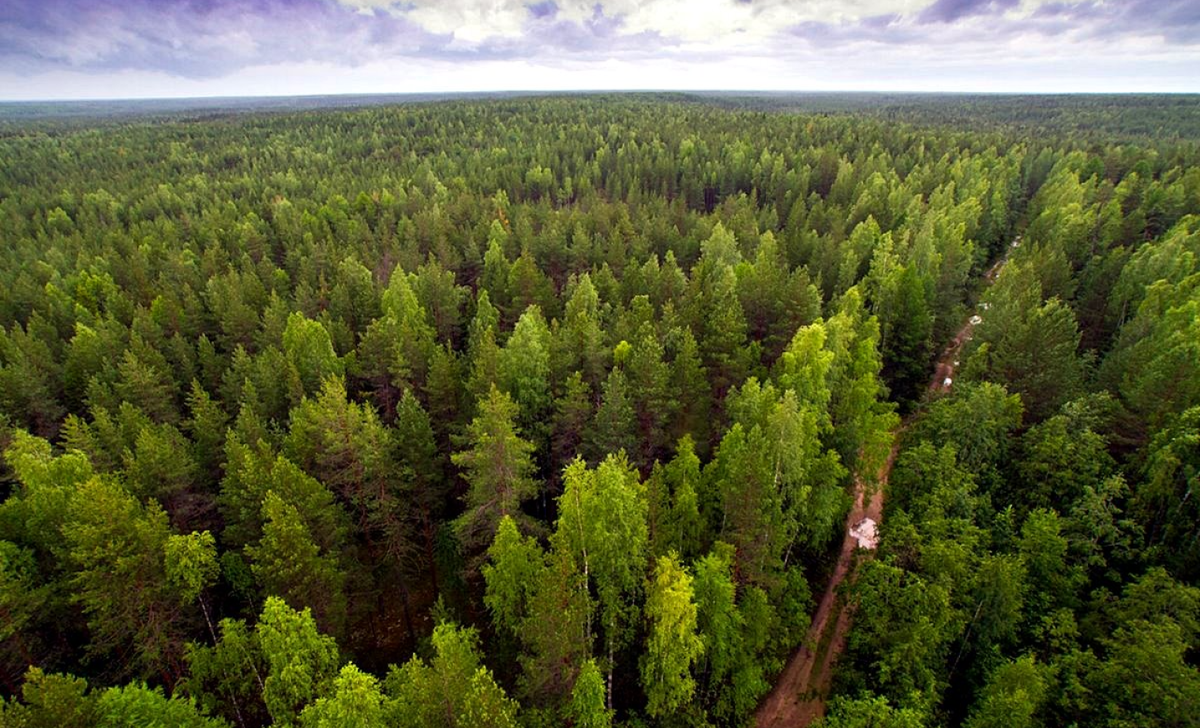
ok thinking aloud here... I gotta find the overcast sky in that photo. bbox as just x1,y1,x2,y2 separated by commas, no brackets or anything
1,0,1198,100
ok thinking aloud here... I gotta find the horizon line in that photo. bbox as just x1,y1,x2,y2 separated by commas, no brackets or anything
4,88,1200,104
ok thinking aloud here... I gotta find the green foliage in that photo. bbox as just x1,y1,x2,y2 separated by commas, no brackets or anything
555,454,649,672
385,622,519,728
0,95,1196,726
63,476,187,680
183,617,271,727
1,668,229,728
256,596,341,726
482,515,542,635
963,657,1047,728
164,530,219,605
878,264,934,409
497,305,552,447
908,382,1023,492
4,668,96,728
298,664,385,728
282,313,343,402
568,659,612,728
93,682,228,728
818,694,926,728
641,554,704,718
248,491,347,634
585,367,637,463
452,385,539,553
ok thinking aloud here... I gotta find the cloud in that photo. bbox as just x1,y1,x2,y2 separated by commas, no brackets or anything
1034,0,1200,44
0,0,450,77
0,0,1197,96
917,0,1018,24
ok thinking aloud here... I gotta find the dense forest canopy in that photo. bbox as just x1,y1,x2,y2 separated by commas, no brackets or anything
0,94,1198,728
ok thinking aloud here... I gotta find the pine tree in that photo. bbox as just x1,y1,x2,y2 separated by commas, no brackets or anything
452,386,539,554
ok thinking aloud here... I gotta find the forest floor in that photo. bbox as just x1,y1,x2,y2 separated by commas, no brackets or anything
754,242,1015,728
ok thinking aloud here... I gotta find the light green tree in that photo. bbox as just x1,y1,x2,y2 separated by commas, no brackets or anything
385,622,519,728
641,554,704,718
256,597,341,727
298,664,386,728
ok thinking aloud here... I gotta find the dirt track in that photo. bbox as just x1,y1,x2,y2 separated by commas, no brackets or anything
754,244,1014,728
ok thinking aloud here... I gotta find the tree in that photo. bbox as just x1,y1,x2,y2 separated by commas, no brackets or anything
567,660,611,728
183,617,270,728
1019,509,1084,624
847,561,956,712
355,266,436,410
964,657,1047,728
514,546,592,707
668,326,712,450
964,261,1085,423
111,350,179,425
584,366,636,464
647,436,703,559
482,516,542,636
183,381,229,488
497,305,552,451
123,421,201,522
385,622,519,728
298,664,386,728
551,371,592,481
1102,273,1200,437
554,455,649,705
248,492,347,635
256,597,341,727
93,682,228,728
2,667,95,728
452,386,539,554
1137,406,1200,578
1013,407,1115,513
693,262,752,401
394,389,448,585
626,324,675,467
63,476,188,683
717,379,847,581
285,377,414,567
218,439,349,557
818,694,926,728
641,554,704,719
282,313,342,403
909,382,1023,494
164,530,220,637
558,274,608,389
825,287,899,478
1070,620,1200,728
879,264,934,410
412,257,468,347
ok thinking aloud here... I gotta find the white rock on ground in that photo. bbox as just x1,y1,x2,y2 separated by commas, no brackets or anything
850,518,879,550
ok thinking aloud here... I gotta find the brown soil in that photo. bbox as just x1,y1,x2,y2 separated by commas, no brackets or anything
754,246,1012,728
752,445,894,728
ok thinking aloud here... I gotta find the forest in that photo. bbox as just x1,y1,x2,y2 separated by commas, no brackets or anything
0,93,1197,727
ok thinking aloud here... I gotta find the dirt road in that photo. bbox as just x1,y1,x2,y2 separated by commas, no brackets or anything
754,243,1014,728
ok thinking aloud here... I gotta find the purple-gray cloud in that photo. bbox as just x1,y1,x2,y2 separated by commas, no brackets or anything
0,0,1197,89
475,4,671,60
527,1,558,20
918,0,1019,24
0,0,673,78
0,0,447,77
1035,0,1200,44
789,0,1200,48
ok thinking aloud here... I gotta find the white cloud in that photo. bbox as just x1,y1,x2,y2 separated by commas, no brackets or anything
1,0,1198,98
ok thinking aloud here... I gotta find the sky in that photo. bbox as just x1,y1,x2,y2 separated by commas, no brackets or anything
1,0,1198,100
